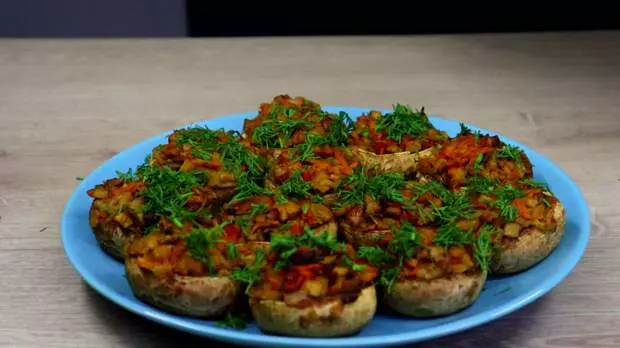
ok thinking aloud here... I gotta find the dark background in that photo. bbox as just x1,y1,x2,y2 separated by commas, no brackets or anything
0,0,617,37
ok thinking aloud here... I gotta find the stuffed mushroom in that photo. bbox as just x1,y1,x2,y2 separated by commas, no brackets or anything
462,177,566,274
87,178,148,260
242,95,353,150
417,127,534,190
246,229,379,337
124,223,264,317
365,221,488,317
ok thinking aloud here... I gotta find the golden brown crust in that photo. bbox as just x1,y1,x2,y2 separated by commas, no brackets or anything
249,286,377,337
384,271,486,317
351,147,434,176
491,201,566,274
124,257,240,318
89,203,136,261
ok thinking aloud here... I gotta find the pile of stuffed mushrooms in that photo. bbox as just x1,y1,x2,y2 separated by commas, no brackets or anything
86,95,566,337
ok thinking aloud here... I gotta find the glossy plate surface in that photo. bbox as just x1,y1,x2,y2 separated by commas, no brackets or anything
61,107,590,347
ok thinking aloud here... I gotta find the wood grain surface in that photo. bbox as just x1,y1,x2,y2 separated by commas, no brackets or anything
1,31,619,348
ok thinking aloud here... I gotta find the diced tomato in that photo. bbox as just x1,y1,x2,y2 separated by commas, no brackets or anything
290,222,303,236
302,170,315,181
282,270,306,292
295,263,321,279
223,224,242,242
401,210,415,222
303,210,316,225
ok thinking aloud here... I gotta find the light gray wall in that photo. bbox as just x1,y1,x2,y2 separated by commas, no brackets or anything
0,0,186,37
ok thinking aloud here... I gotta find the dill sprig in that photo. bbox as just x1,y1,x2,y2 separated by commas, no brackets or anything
335,167,406,207
229,171,272,204
181,223,228,274
463,176,526,222
116,168,136,183
429,190,474,224
325,111,354,146
293,133,327,161
136,164,210,227
218,140,266,179
251,118,314,148
463,176,497,195
215,311,249,330
493,183,525,221
433,223,472,247
269,227,347,270
230,247,266,294
275,171,312,203
357,246,392,267
474,224,498,274
497,143,525,168
520,178,550,191
473,153,484,173
376,104,434,142
457,122,482,140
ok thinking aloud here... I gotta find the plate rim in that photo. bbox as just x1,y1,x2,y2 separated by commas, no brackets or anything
61,106,591,347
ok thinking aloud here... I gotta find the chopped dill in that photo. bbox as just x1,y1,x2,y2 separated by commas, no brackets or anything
473,224,498,273
325,111,354,146
182,223,228,274
226,243,239,261
520,178,550,191
215,311,249,330
136,165,209,227
473,153,484,173
429,190,474,224
497,144,525,168
457,122,482,140
376,104,434,142
276,171,312,203
230,247,266,293
433,223,471,247
251,118,313,148
493,183,525,221
335,168,406,208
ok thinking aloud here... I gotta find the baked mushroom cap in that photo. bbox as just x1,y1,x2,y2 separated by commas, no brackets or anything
340,225,390,246
384,271,486,317
351,147,434,176
249,286,377,337
491,201,566,274
125,256,240,318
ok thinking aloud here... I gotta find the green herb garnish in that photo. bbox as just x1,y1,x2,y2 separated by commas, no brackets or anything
226,243,239,260
230,247,266,293
216,311,249,330
137,165,209,227
376,104,434,142
433,223,471,247
335,168,406,207
473,153,484,173
520,178,549,191
497,144,525,168
473,224,497,273
182,223,228,274
251,119,313,148
492,183,525,221
276,171,312,203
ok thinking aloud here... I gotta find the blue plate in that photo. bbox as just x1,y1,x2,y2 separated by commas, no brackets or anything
61,107,590,347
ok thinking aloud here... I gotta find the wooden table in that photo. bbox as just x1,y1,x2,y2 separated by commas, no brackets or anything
1,31,619,348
